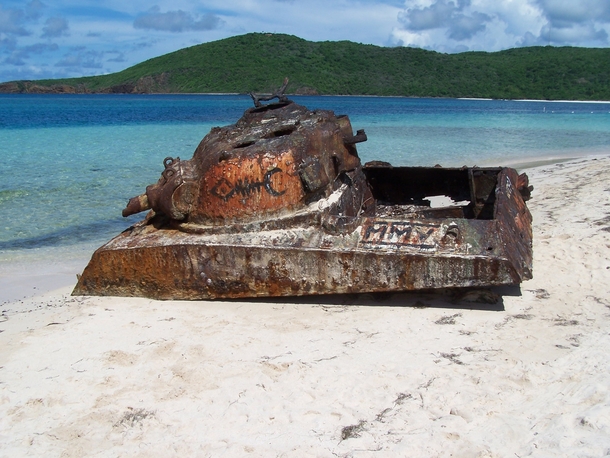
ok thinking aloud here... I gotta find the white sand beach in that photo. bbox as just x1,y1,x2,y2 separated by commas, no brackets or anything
1,155,610,457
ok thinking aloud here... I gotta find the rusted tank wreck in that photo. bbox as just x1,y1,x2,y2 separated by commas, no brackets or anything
73,94,533,300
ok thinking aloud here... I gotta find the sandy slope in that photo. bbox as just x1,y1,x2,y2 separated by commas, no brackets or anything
1,156,609,457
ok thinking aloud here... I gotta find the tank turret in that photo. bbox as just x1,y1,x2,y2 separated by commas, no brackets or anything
122,95,373,229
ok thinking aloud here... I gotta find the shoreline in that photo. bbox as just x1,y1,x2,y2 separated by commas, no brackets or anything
474,148,610,170
1,153,610,456
1,152,608,304
3,92,610,104
0,242,94,304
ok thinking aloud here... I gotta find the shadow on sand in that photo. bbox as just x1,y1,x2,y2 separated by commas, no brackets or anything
240,285,524,312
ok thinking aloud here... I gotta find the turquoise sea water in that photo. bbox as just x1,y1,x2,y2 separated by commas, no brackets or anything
1,94,609,258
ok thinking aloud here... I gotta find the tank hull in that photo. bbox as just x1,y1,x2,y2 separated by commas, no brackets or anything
73,166,532,300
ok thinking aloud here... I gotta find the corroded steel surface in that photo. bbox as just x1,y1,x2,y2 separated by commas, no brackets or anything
122,100,370,226
74,96,533,300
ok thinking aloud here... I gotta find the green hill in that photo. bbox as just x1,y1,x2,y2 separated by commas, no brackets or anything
2,33,609,100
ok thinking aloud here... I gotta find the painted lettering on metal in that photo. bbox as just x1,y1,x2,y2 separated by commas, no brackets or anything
210,168,287,201
360,221,440,249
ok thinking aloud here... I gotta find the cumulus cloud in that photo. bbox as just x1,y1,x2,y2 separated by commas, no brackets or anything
0,36,17,52
398,0,491,42
0,6,30,36
133,6,223,32
0,1,49,38
448,11,490,40
399,0,455,30
394,0,610,51
41,16,69,38
55,48,103,69
25,0,46,20
534,0,610,46
107,51,126,63
536,0,610,27
4,42,57,65
541,21,608,44
518,31,541,47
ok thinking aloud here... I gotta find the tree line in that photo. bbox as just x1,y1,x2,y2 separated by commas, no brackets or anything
2,33,609,100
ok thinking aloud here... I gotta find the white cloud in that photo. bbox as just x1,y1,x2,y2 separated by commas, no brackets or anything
133,6,223,32
541,21,608,45
398,1,454,30
536,0,610,25
25,0,46,20
41,16,69,38
396,0,505,50
4,42,58,65
0,5,31,36
392,0,610,51
55,47,104,69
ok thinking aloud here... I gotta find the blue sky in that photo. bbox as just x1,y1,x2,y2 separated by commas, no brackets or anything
1,0,609,83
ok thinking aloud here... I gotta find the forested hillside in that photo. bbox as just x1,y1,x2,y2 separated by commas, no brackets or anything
2,33,608,100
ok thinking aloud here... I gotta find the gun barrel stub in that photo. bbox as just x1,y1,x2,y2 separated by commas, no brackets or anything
122,194,150,217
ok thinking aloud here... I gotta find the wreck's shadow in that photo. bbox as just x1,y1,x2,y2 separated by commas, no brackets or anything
242,285,523,312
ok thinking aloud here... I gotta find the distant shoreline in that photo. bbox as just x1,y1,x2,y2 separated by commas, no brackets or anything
2,91,610,104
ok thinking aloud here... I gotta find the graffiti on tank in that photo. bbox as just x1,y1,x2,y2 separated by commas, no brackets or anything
211,167,287,201
360,221,440,249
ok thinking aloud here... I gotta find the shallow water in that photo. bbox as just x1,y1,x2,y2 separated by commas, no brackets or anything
1,94,609,255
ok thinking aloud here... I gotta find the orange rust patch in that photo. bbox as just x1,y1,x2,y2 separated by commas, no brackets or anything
199,151,304,220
